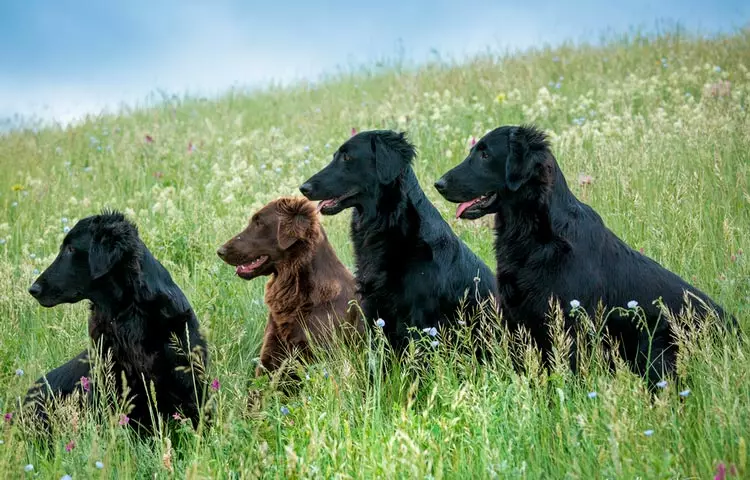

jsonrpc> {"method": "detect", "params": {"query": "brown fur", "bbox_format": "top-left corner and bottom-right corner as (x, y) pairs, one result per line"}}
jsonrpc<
(218, 197), (362, 377)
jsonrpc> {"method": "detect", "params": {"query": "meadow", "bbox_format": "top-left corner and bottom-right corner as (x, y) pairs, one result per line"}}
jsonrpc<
(0, 29), (749, 479)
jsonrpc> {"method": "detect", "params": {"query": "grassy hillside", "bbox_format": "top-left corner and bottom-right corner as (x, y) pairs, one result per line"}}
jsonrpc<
(0, 30), (749, 478)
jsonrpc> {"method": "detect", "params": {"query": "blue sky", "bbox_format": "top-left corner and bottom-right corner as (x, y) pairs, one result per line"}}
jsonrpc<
(1, 0), (748, 124)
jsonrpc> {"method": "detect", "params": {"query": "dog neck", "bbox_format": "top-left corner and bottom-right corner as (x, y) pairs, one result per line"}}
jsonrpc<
(265, 229), (345, 315)
(351, 167), (428, 231)
(495, 160), (576, 248)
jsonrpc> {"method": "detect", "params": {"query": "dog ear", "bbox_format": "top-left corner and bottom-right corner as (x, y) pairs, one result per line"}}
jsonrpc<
(506, 126), (548, 192)
(277, 211), (312, 250)
(89, 219), (137, 279)
(372, 134), (405, 184)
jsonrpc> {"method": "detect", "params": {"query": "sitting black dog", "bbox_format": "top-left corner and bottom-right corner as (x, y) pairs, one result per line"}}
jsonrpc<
(434, 124), (735, 385)
(26, 210), (209, 432)
(299, 130), (496, 354)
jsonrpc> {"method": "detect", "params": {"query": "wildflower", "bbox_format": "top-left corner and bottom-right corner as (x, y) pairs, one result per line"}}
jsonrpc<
(627, 300), (639, 309)
(351, 128), (358, 136)
(470, 137), (476, 146)
(11, 202), (18, 207)
(83, 166), (93, 173)
(260, 164), (266, 169)
(714, 65), (722, 73)
(32, 269), (40, 275)
(24, 464), (34, 472)
(172, 412), (182, 421)
(655, 380), (667, 389)
(16, 368), (24, 376)
(280, 406), (290, 416)
(578, 174), (594, 186)
(95, 461), (104, 469)
(29, 253), (36, 259)
(275, 167), (281, 173)
(572, 117), (585, 126)
(0, 440), (4, 444)
(80, 376), (90, 393)
(61, 475), (72, 480)
(587, 391), (597, 399)
(715, 462), (727, 480)
(325, 143), (331, 149)
(145, 135), (154, 143)
(303, 145), (310, 151)
(89, 136), (99, 146)
(643, 429), (654, 437)
(0, 239), (5, 245)
(119, 414), (130, 426)
(305, 373), (311, 381)
(495, 93), (506, 104)
(430, 340), (439, 348)
(55, 146), (63, 155)
(375, 318), (385, 328)
(570, 299), (581, 309)
(679, 389), (691, 397)
(63, 226), (70, 233)
(11, 184), (24, 192)
(639, 247), (644, 254)
(4, 412), (12, 422)
(457, 320), (466, 326)
(210, 378), (220, 391)
(423, 327), (438, 337)
(554, 82), (561, 90)
(65, 440), (75, 452)
(323, 368), (329, 379)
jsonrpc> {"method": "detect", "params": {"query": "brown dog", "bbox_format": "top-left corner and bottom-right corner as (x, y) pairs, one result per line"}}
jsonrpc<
(217, 197), (362, 377)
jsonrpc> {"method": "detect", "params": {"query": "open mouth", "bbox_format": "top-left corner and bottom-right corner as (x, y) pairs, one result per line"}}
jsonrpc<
(455, 193), (497, 219)
(316, 192), (355, 214)
(235, 256), (269, 279)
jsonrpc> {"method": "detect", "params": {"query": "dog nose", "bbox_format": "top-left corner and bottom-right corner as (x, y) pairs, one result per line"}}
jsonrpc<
(28, 283), (42, 298)
(299, 182), (312, 197)
(434, 178), (447, 193)
(216, 246), (227, 259)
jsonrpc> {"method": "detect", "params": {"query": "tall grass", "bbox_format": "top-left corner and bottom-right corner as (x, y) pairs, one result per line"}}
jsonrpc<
(0, 30), (748, 478)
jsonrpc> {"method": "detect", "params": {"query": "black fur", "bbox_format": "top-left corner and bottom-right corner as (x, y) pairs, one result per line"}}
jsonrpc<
(300, 130), (497, 353)
(435, 124), (737, 385)
(26, 210), (209, 432)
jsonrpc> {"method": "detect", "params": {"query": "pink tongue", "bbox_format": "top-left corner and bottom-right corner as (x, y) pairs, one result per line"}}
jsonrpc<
(236, 264), (253, 275)
(455, 198), (481, 219)
(316, 199), (335, 213)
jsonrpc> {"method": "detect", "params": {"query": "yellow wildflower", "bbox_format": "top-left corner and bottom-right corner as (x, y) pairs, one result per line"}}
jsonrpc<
(11, 184), (24, 192)
(495, 93), (507, 104)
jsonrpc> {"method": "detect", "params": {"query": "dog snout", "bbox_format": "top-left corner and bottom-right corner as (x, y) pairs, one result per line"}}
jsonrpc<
(434, 178), (447, 193)
(28, 282), (43, 298)
(216, 246), (228, 259)
(299, 182), (313, 197)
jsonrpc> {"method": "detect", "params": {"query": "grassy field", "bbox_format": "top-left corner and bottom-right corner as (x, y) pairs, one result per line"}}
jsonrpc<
(1, 29), (749, 479)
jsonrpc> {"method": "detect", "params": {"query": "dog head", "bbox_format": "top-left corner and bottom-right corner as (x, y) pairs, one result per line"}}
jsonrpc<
(434, 124), (553, 219)
(217, 197), (320, 280)
(28, 211), (139, 307)
(298, 130), (417, 215)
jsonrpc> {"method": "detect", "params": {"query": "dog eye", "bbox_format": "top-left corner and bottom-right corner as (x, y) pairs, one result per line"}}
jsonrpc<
(65, 245), (76, 254)
(343, 154), (351, 162)
(480, 151), (489, 159)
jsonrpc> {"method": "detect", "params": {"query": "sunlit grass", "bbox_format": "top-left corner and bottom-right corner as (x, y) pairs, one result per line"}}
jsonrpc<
(0, 29), (748, 478)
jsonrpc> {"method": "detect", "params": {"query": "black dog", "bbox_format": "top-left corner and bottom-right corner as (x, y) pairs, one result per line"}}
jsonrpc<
(299, 130), (497, 353)
(26, 210), (209, 432)
(435, 124), (735, 385)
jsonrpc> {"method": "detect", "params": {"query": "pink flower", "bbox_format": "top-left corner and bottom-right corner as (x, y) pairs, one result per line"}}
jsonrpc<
(639, 248), (645, 254)
(80, 376), (90, 393)
(577, 174), (594, 186)
(3, 412), (12, 422)
(210, 378), (220, 391)
(471, 137), (477, 146)
(144, 135), (154, 143)
(118, 414), (130, 426)
(187, 142), (195, 153)
(350, 128), (358, 137)
(715, 462), (726, 480)
(65, 440), (75, 452)
(172, 412), (182, 421)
